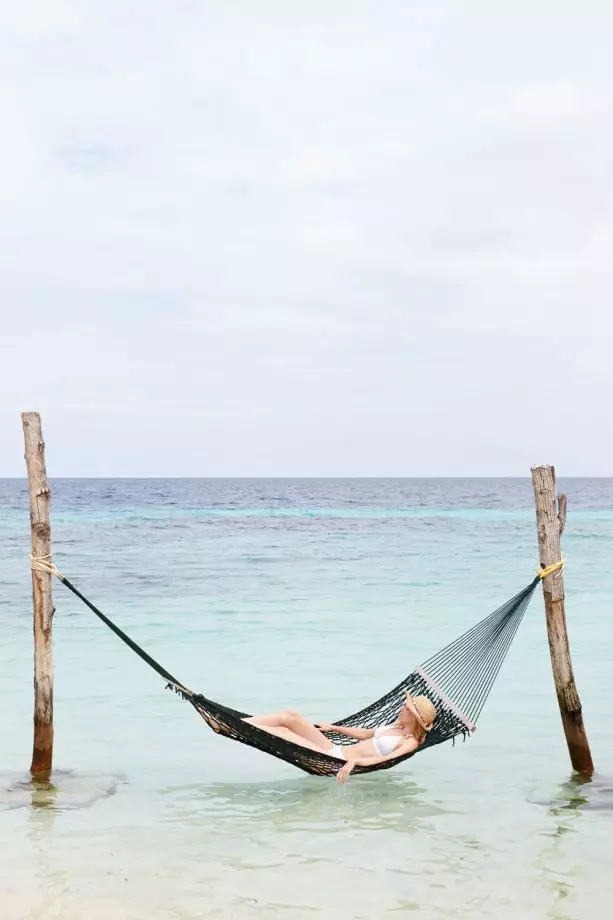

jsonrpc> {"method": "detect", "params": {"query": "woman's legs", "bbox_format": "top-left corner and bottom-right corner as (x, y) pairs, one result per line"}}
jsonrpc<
(256, 724), (340, 757)
(245, 709), (331, 749)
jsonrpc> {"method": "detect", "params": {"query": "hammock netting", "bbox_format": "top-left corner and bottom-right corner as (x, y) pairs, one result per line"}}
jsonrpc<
(52, 573), (540, 777)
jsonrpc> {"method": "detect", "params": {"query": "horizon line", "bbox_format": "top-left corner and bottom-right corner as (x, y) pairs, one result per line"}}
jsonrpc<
(2, 474), (613, 481)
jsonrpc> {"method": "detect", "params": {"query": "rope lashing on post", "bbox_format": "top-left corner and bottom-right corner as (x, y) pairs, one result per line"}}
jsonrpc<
(30, 554), (65, 580)
(537, 559), (565, 580)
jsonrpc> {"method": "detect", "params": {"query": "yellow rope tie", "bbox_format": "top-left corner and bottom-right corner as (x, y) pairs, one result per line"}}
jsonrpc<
(538, 558), (565, 579)
(30, 554), (64, 580)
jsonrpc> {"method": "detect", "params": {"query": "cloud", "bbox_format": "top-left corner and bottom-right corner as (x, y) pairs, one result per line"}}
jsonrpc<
(512, 82), (583, 119)
(0, 2), (612, 475)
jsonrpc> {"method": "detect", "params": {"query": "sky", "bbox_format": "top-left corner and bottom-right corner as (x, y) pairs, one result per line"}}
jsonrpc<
(1, 2), (612, 476)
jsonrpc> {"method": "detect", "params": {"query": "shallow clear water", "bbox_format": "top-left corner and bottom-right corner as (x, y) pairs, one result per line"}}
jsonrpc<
(1, 479), (612, 919)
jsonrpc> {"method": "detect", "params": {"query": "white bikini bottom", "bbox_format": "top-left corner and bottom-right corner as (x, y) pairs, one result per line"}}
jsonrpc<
(327, 745), (346, 760)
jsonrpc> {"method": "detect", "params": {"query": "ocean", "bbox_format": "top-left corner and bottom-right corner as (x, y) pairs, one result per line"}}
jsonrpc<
(1, 478), (612, 920)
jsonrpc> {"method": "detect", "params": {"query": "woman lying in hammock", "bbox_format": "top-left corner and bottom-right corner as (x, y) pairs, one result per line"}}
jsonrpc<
(244, 692), (437, 784)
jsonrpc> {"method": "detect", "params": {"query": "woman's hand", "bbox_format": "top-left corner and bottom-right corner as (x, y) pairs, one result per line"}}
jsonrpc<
(336, 761), (357, 785)
(315, 722), (336, 732)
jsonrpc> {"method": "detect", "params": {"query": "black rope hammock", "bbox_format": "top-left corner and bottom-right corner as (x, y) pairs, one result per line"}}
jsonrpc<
(36, 559), (557, 777)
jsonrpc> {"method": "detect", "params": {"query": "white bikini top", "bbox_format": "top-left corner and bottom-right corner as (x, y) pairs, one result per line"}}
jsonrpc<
(372, 725), (404, 757)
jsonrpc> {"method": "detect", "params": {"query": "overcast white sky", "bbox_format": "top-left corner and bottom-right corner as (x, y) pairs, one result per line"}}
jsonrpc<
(1, 2), (612, 476)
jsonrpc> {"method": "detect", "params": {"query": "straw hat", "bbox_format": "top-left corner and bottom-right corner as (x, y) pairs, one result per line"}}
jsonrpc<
(405, 692), (437, 732)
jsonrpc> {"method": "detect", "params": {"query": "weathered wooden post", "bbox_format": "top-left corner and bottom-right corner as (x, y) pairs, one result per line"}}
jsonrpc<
(21, 412), (54, 777)
(531, 465), (594, 774)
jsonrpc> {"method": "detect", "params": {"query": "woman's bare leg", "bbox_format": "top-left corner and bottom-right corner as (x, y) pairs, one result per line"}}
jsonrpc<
(254, 724), (341, 758)
(245, 709), (331, 749)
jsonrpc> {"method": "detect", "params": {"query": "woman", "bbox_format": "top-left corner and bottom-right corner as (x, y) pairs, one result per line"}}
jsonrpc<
(244, 692), (437, 784)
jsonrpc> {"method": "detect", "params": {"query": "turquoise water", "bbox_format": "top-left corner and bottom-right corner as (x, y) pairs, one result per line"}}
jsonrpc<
(1, 479), (612, 920)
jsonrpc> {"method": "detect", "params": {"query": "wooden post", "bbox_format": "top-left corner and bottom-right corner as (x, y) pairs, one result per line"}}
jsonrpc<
(21, 412), (54, 777)
(531, 465), (594, 774)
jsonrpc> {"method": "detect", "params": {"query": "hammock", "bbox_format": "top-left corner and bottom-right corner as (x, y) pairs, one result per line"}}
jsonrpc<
(35, 560), (555, 777)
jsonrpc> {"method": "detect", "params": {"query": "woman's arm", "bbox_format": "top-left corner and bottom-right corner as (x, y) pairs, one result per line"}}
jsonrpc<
(316, 723), (375, 741)
(336, 737), (418, 784)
